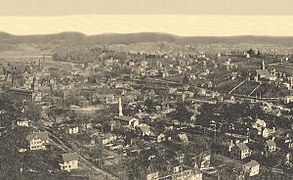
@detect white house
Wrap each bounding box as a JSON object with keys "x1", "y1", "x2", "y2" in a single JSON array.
[
  {"x1": 243, "y1": 160, "x2": 260, "y2": 176},
  {"x1": 138, "y1": 124, "x2": 153, "y2": 136},
  {"x1": 17, "y1": 120, "x2": 29, "y2": 127},
  {"x1": 26, "y1": 131, "x2": 49, "y2": 150},
  {"x1": 66, "y1": 126, "x2": 79, "y2": 134},
  {"x1": 59, "y1": 153, "x2": 78, "y2": 172}
]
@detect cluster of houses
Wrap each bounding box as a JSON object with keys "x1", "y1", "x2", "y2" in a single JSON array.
[
  {"x1": 14, "y1": 117, "x2": 80, "y2": 173},
  {"x1": 24, "y1": 130, "x2": 79, "y2": 172}
]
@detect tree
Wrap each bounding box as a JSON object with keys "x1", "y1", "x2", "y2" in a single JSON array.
[
  {"x1": 145, "y1": 98, "x2": 156, "y2": 113},
  {"x1": 25, "y1": 102, "x2": 42, "y2": 122},
  {"x1": 182, "y1": 74, "x2": 189, "y2": 84},
  {"x1": 169, "y1": 102, "x2": 193, "y2": 125}
]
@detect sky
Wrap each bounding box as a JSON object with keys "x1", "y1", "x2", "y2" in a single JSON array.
[{"x1": 0, "y1": 0, "x2": 292, "y2": 36}]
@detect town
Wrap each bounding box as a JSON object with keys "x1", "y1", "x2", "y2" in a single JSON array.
[{"x1": 1, "y1": 37, "x2": 293, "y2": 180}]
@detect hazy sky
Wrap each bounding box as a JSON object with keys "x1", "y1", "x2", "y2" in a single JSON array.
[
  {"x1": 0, "y1": 0, "x2": 292, "y2": 15},
  {"x1": 0, "y1": 0, "x2": 292, "y2": 36}
]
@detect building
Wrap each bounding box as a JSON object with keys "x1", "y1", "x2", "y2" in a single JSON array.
[
  {"x1": 96, "y1": 94, "x2": 118, "y2": 104},
  {"x1": 138, "y1": 124, "x2": 153, "y2": 136},
  {"x1": 6, "y1": 88, "x2": 34, "y2": 102},
  {"x1": 59, "y1": 153, "x2": 78, "y2": 172},
  {"x1": 231, "y1": 143, "x2": 251, "y2": 160},
  {"x1": 114, "y1": 97, "x2": 139, "y2": 129},
  {"x1": 172, "y1": 168, "x2": 202, "y2": 180},
  {"x1": 66, "y1": 126, "x2": 79, "y2": 134},
  {"x1": 252, "y1": 119, "x2": 267, "y2": 135},
  {"x1": 146, "y1": 171, "x2": 159, "y2": 180},
  {"x1": 265, "y1": 140, "x2": 277, "y2": 153},
  {"x1": 262, "y1": 128, "x2": 270, "y2": 138},
  {"x1": 276, "y1": 133, "x2": 293, "y2": 150},
  {"x1": 17, "y1": 120, "x2": 29, "y2": 127},
  {"x1": 243, "y1": 160, "x2": 260, "y2": 176},
  {"x1": 178, "y1": 133, "x2": 189, "y2": 144},
  {"x1": 284, "y1": 96, "x2": 293, "y2": 104},
  {"x1": 94, "y1": 133, "x2": 117, "y2": 145},
  {"x1": 6, "y1": 87, "x2": 42, "y2": 102},
  {"x1": 26, "y1": 131, "x2": 49, "y2": 150},
  {"x1": 255, "y1": 60, "x2": 277, "y2": 81},
  {"x1": 114, "y1": 116, "x2": 139, "y2": 129}
]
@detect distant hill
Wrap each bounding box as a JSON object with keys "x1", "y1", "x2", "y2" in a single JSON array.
[
  {"x1": 0, "y1": 32, "x2": 293, "y2": 57},
  {"x1": 1, "y1": 32, "x2": 293, "y2": 46}
]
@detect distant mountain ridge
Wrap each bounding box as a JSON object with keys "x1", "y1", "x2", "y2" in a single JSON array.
[{"x1": 1, "y1": 32, "x2": 293, "y2": 46}]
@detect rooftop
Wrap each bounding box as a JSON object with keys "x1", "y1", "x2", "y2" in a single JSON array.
[
  {"x1": 266, "y1": 140, "x2": 276, "y2": 146},
  {"x1": 256, "y1": 69, "x2": 270, "y2": 76},
  {"x1": 236, "y1": 143, "x2": 249, "y2": 151},
  {"x1": 26, "y1": 131, "x2": 49, "y2": 142},
  {"x1": 62, "y1": 153, "x2": 78, "y2": 162},
  {"x1": 114, "y1": 115, "x2": 138, "y2": 122},
  {"x1": 243, "y1": 160, "x2": 260, "y2": 168}
]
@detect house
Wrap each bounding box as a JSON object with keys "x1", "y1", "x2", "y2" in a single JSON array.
[
  {"x1": 265, "y1": 140, "x2": 277, "y2": 153},
  {"x1": 220, "y1": 140, "x2": 235, "y2": 156},
  {"x1": 93, "y1": 133, "x2": 117, "y2": 145},
  {"x1": 276, "y1": 133, "x2": 293, "y2": 150},
  {"x1": 252, "y1": 119, "x2": 267, "y2": 135},
  {"x1": 198, "y1": 153, "x2": 211, "y2": 170},
  {"x1": 146, "y1": 171, "x2": 159, "y2": 180},
  {"x1": 284, "y1": 96, "x2": 293, "y2": 104},
  {"x1": 253, "y1": 119, "x2": 267, "y2": 128},
  {"x1": 138, "y1": 124, "x2": 153, "y2": 136},
  {"x1": 262, "y1": 128, "x2": 270, "y2": 138},
  {"x1": 96, "y1": 94, "x2": 118, "y2": 104},
  {"x1": 26, "y1": 131, "x2": 49, "y2": 150},
  {"x1": 59, "y1": 153, "x2": 78, "y2": 172},
  {"x1": 17, "y1": 120, "x2": 29, "y2": 127},
  {"x1": 66, "y1": 126, "x2": 79, "y2": 134},
  {"x1": 243, "y1": 160, "x2": 260, "y2": 176},
  {"x1": 172, "y1": 168, "x2": 203, "y2": 180},
  {"x1": 114, "y1": 116, "x2": 139, "y2": 129},
  {"x1": 178, "y1": 133, "x2": 189, "y2": 144},
  {"x1": 231, "y1": 143, "x2": 251, "y2": 160},
  {"x1": 157, "y1": 133, "x2": 166, "y2": 143}
]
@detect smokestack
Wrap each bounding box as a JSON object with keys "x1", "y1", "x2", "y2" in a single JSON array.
[{"x1": 118, "y1": 97, "x2": 123, "y2": 117}]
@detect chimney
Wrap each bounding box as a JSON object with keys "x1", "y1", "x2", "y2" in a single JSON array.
[{"x1": 118, "y1": 97, "x2": 123, "y2": 117}]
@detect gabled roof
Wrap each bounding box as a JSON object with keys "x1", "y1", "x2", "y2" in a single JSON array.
[
  {"x1": 236, "y1": 143, "x2": 249, "y2": 151},
  {"x1": 178, "y1": 133, "x2": 188, "y2": 142},
  {"x1": 266, "y1": 140, "x2": 276, "y2": 146},
  {"x1": 114, "y1": 115, "x2": 138, "y2": 122},
  {"x1": 256, "y1": 69, "x2": 269, "y2": 76},
  {"x1": 139, "y1": 124, "x2": 151, "y2": 133},
  {"x1": 26, "y1": 131, "x2": 49, "y2": 142},
  {"x1": 62, "y1": 153, "x2": 78, "y2": 162},
  {"x1": 244, "y1": 160, "x2": 259, "y2": 168}
]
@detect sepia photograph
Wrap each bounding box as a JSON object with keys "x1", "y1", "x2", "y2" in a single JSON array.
[{"x1": 1, "y1": 0, "x2": 293, "y2": 179}]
